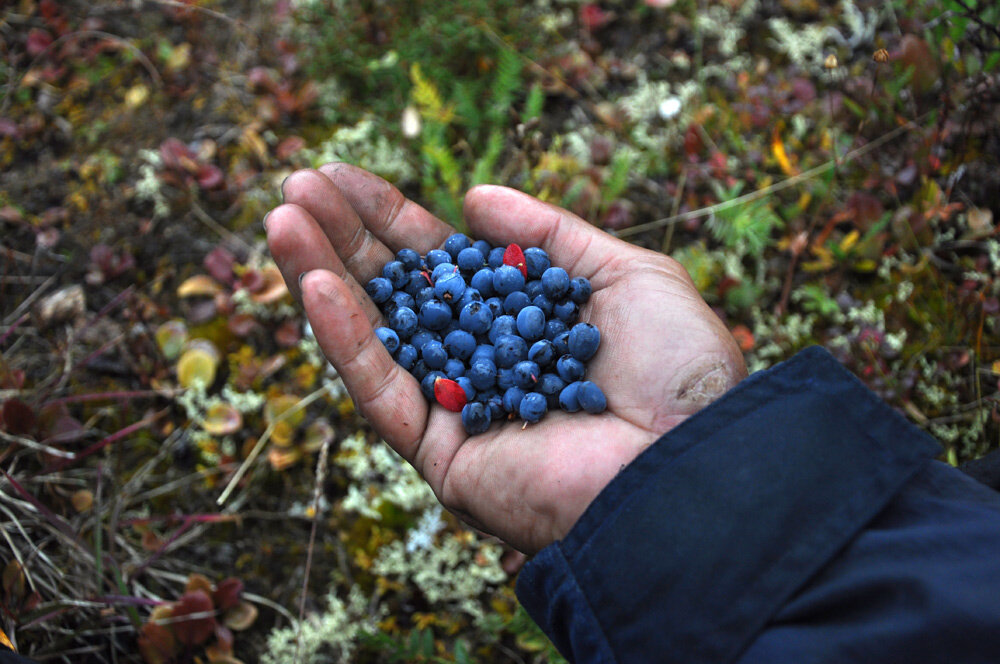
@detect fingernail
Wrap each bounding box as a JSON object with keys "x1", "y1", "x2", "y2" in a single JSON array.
[
  {"x1": 262, "y1": 211, "x2": 271, "y2": 233},
  {"x1": 280, "y1": 174, "x2": 290, "y2": 202},
  {"x1": 298, "y1": 271, "x2": 309, "y2": 288}
]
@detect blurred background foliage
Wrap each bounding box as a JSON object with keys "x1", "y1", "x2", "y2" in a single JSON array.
[{"x1": 1, "y1": 0, "x2": 998, "y2": 661}]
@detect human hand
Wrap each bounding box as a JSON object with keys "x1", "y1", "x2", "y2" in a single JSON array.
[{"x1": 265, "y1": 164, "x2": 747, "y2": 554}]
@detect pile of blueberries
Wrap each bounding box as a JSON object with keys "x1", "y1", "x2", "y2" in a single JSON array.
[{"x1": 370, "y1": 233, "x2": 606, "y2": 435}]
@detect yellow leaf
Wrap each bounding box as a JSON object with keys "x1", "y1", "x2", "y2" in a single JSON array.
[
  {"x1": 991, "y1": 360, "x2": 1000, "y2": 375},
  {"x1": 840, "y1": 229, "x2": 860, "y2": 252},
  {"x1": 177, "y1": 275, "x2": 222, "y2": 298},
  {"x1": 771, "y1": 129, "x2": 799, "y2": 177},
  {"x1": 166, "y1": 42, "x2": 191, "y2": 72},
  {"x1": 125, "y1": 84, "x2": 150, "y2": 109},
  {"x1": 409, "y1": 63, "x2": 454, "y2": 124}
]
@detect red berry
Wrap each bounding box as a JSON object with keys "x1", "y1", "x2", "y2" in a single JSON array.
[
  {"x1": 433, "y1": 377, "x2": 467, "y2": 412},
  {"x1": 503, "y1": 243, "x2": 527, "y2": 278}
]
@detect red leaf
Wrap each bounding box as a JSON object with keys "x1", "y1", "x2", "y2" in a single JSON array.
[
  {"x1": 503, "y1": 244, "x2": 527, "y2": 278},
  {"x1": 203, "y1": 247, "x2": 236, "y2": 285},
  {"x1": 434, "y1": 378, "x2": 467, "y2": 412},
  {"x1": 171, "y1": 590, "x2": 216, "y2": 646},
  {"x1": 2, "y1": 399, "x2": 36, "y2": 436},
  {"x1": 159, "y1": 138, "x2": 194, "y2": 172},
  {"x1": 212, "y1": 577, "x2": 243, "y2": 611},
  {"x1": 580, "y1": 4, "x2": 612, "y2": 32},
  {"x1": 196, "y1": 164, "x2": 225, "y2": 190},
  {"x1": 26, "y1": 29, "x2": 53, "y2": 57}
]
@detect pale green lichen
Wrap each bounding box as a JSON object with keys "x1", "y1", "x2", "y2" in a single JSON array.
[
  {"x1": 134, "y1": 149, "x2": 170, "y2": 219},
  {"x1": 335, "y1": 432, "x2": 438, "y2": 518},
  {"x1": 304, "y1": 117, "x2": 416, "y2": 183}
]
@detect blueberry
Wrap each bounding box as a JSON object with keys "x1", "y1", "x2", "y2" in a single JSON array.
[
  {"x1": 425, "y1": 249, "x2": 451, "y2": 269},
  {"x1": 503, "y1": 290, "x2": 531, "y2": 315},
  {"x1": 531, "y1": 294, "x2": 554, "y2": 318},
  {"x1": 524, "y1": 247, "x2": 551, "y2": 279},
  {"x1": 568, "y1": 323, "x2": 601, "y2": 361},
  {"x1": 488, "y1": 315, "x2": 517, "y2": 344},
  {"x1": 396, "y1": 247, "x2": 422, "y2": 271},
  {"x1": 502, "y1": 387, "x2": 526, "y2": 413},
  {"x1": 389, "y1": 290, "x2": 416, "y2": 313},
  {"x1": 410, "y1": 329, "x2": 440, "y2": 352},
  {"x1": 396, "y1": 343, "x2": 418, "y2": 371},
  {"x1": 419, "y1": 299, "x2": 452, "y2": 331},
  {"x1": 471, "y1": 268, "x2": 495, "y2": 297},
  {"x1": 455, "y1": 376, "x2": 476, "y2": 401},
  {"x1": 411, "y1": 359, "x2": 429, "y2": 382},
  {"x1": 421, "y1": 340, "x2": 448, "y2": 369},
  {"x1": 468, "y1": 344, "x2": 491, "y2": 364},
  {"x1": 454, "y1": 287, "x2": 483, "y2": 314},
  {"x1": 431, "y1": 261, "x2": 458, "y2": 282},
  {"x1": 519, "y1": 392, "x2": 547, "y2": 423},
  {"x1": 497, "y1": 367, "x2": 516, "y2": 391},
  {"x1": 528, "y1": 339, "x2": 557, "y2": 368},
  {"x1": 444, "y1": 233, "x2": 472, "y2": 261},
  {"x1": 541, "y1": 267, "x2": 570, "y2": 300},
  {"x1": 381, "y1": 261, "x2": 408, "y2": 289},
  {"x1": 494, "y1": 334, "x2": 528, "y2": 368},
  {"x1": 420, "y1": 370, "x2": 447, "y2": 400},
  {"x1": 457, "y1": 247, "x2": 486, "y2": 272},
  {"x1": 525, "y1": 279, "x2": 544, "y2": 299},
  {"x1": 556, "y1": 354, "x2": 586, "y2": 383},
  {"x1": 485, "y1": 296, "x2": 504, "y2": 318},
  {"x1": 577, "y1": 381, "x2": 607, "y2": 413},
  {"x1": 444, "y1": 358, "x2": 466, "y2": 380},
  {"x1": 388, "y1": 307, "x2": 418, "y2": 339},
  {"x1": 516, "y1": 305, "x2": 546, "y2": 341},
  {"x1": 536, "y1": 373, "x2": 566, "y2": 402},
  {"x1": 512, "y1": 360, "x2": 540, "y2": 389},
  {"x1": 461, "y1": 401, "x2": 491, "y2": 435},
  {"x1": 552, "y1": 330, "x2": 570, "y2": 356},
  {"x1": 460, "y1": 301, "x2": 493, "y2": 335},
  {"x1": 375, "y1": 326, "x2": 400, "y2": 355},
  {"x1": 559, "y1": 381, "x2": 582, "y2": 412},
  {"x1": 434, "y1": 271, "x2": 466, "y2": 303},
  {"x1": 467, "y1": 358, "x2": 498, "y2": 391},
  {"x1": 365, "y1": 277, "x2": 393, "y2": 304},
  {"x1": 444, "y1": 329, "x2": 477, "y2": 361},
  {"x1": 404, "y1": 269, "x2": 430, "y2": 296},
  {"x1": 545, "y1": 319, "x2": 568, "y2": 341},
  {"x1": 414, "y1": 285, "x2": 436, "y2": 308},
  {"x1": 493, "y1": 265, "x2": 526, "y2": 296},
  {"x1": 568, "y1": 277, "x2": 592, "y2": 305},
  {"x1": 473, "y1": 239, "x2": 493, "y2": 257},
  {"x1": 486, "y1": 393, "x2": 505, "y2": 421},
  {"x1": 553, "y1": 299, "x2": 579, "y2": 325},
  {"x1": 487, "y1": 246, "x2": 506, "y2": 268}
]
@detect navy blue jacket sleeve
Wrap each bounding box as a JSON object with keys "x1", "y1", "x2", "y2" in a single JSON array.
[{"x1": 515, "y1": 346, "x2": 1000, "y2": 663}]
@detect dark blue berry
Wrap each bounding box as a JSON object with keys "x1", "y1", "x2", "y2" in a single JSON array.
[
  {"x1": 553, "y1": 299, "x2": 579, "y2": 324},
  {"x1": 411, "y1": 359, "x2": 429, "y2": 382},
  {"x1": 492, "y1": 265, "x2": 525, "y2": 296},
  {"x1": 470, "y1": 268, "x2": 495, "y2": 297},
  {"x1": 443, "y1": 329, "x2": 477, "y2": 361},
  {"x1": 382, "y1": 261, "x2": 408, "y2": 289},
  {"x1": 410, "y1": 329, "x2": 440, "y2": 352},
  {"x1": 568, "y1": 323, "x2": 601, "y2": 361},
  {"x1": 487, "y1": 246, "x2": 506, "y2": 268},
  {"x1": 396, "y1": 248, "x2": 422, "y2": 271},
  {"x1": 503, "y1": 387, "x2": 526, "y2": 413},
  {"x1": 536, "y1": 373, "x2": 566, "y2": 401},
  {"x1": 425, "y1": 249, "x2": 451, "y2": 269},
  {"x1": 559, "y1": 381, "x2": 582, "y2": 412},
  {"x1": 433, "y1": 272, "x2": 466, "y2": 302},
  {"x1": 471, "y1": 344, "x2": 496, "y2": 365},
  {"x1": 524, "y1": 247, "x2": 551, "y2": 279},
  {"x1": 404, "y1": 270, "x2": 430, "y2": 296},
  {"x1": 444, "y1": 358, "x2": 465, "y2": 380},
  {"x1": 488, "y1": 315, "x2": 517, "y2": 344},
  {"x1": 421, "y1": 339, "x2": 448, "y2": 369},
  {"x1": 484, "y1": 297, "x2": 504, "y2": 318},
  {"x1": 568, "y1": 277, "x2": 592, "y2": 304},
  {"x1": 396, "y1": 343, "x2": 418, "y2": 371},
  {"x1": 503, "y1": 290, "x2": 531, "y2": 315},
  {"x1": 388, "y1": 307, "x2": 418, "y2": 339},
  {"x1": 577, "y1": 381, "x2": 607, "y2": 413},
  {"x1": 431, "y1": 261, "x2": 458, "y2": 282},
  {"x1": 494, "y1": 334, "x2": 528, "y2": 368},
  {"x1": 512, "y1": 360, "x2": 540, "y2": 389},
  {"x1": 525, "y1": 279, "x2": 544, "y2": 299},
  {"x1": 454, "y1": 288, "x2": 483, "y2": 314},
  {"x1": 459, "y1": 301, "x2": 493, "y2": 335},
  {"x1": 457, "y1": 247, "x2": 486, "y2": 272},
  {"x1": 541, "y1": 267, "x2": 570, "y2": 300},
  {"x1": 414, "y1": 285, "x2": 436, "y2": 308},
  {"x1": 461, "y1": 401, "x2": 491, "y2": 435},
  {"x1": 444, "y1": 233, "x2": 472, "y2": 261},
  {"x1": 375, "y1": 326, "x2": 400, "y2": 355},
  {"x1": 455, "y1": 376, "x2": 476, "y2": 401},
  {"x1": 419, "y1": 299, "x2": 452, "y2": 331},
  {"x1": 556, "y1": 354, "x2": 586, "y2": 382},
  {"x1": 473, "y1": 239, "x2": 493, "y2": 257},
  {"x1": 366, "y1": 277, "x2": 393, "y2": 304},
  {"x1": 528, "y1": 339, "x2": 557, "y2": 368},
  {"x1": 486, "y1": 393, "x2": 505, "y2": 421},
  {"x1": 389, "y1": 290, "x2": 416, "y2": 313},
  {"x1": 420, "y1": 370, "x2": 447, "y2": 400},
  {"x1": 497, "y1": 367, "x2": 516, "y2": 391},
  {"x1": 467, "y1": 358, "x2": 497, "y2": 391},
  {"x1": 545, "y1": 319, "x2": 568, "y2": 341},
  {"x1": 552, "y1": 330, "x2": 570, "y2": 356},
  {"x1": 531, "y1": 294, "x2": 554, "y2": 318},
  {"x1": 519, "y1": 392, "x2": 547, "y2": 423},
  {"x1": 516, "y1": 305, "x2": 546, "y2": 341}
]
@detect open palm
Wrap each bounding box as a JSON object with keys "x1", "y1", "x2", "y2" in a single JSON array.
[{"x1": 266, "y1": 164, "x2": 746, "y2": 553}]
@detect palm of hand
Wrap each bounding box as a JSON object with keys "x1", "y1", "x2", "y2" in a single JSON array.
[{"x1": 267, "y1": 164, "x2": 745, "y2": 554}]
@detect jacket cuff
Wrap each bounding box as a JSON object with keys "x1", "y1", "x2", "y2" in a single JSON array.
[{"x1": 516, "y1": 346, "x2": 941, "y2": 663}]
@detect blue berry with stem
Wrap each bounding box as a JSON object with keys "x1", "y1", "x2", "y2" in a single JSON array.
[
  {"x1": 434, "y1": 271, "x2": 466, "y2": 303},
  {"x1": 512, "y1": 360, "x2": 540, "y2": 389},
  {"x1": 502, "y1": 386, "x2": 526, "y2": 414},
  {"x1": 519, "y1": 392, "x2": 547, "y2": 423},
  {"x1": 528, "y1": 339, "x2": 557, "y2": 368},
  {"x1": 492, "y1": 265, "x2": 525, "y2": 296},
  {"x1": 556, "y1": 354, "x2": 586, "y2": 382},
  {"x1": 365, "y1": 277, "x2": 393, "y2": 304}
]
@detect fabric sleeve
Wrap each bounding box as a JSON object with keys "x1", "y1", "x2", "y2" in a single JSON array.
[{"x1": 515, "y1": 346, "x2": 1000, "y2": 663}]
